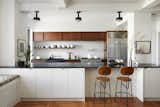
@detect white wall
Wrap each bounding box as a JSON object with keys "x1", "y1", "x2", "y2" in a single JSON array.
[
  {"x1": 118, "y1": 12, "x2": 157, "y2": 65},
  {"x1": 15, "y1": 1, "x2": 29, "y2": 63},
  {"x1": 154, "y1": 15, "x2": 160, "y2": 64},
  {"x1": 0, "y1": 0, "x2": 1, "y2": 36},
  {"x1": 134, "y1": 12, "x2": 156, "y2": 64},
  {"x1": 0, "y1": 0, "x2": 16, "y2": 66},
  {"x1": 126, "y1": 13, "x2": 135, "y2": 65}
]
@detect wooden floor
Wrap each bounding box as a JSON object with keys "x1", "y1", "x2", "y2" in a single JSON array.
[{"x1": 15, "y1": 98, "x2": 160, "y2": 107}]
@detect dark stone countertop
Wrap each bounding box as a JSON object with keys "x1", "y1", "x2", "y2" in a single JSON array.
[
  {"x1": 135, "y1": 63, "x2": 160, "y2": 68},
  {"x1": 0, "y1": 63, "x2": 160, "y2": 68},
  {"x1": 31, "y1": 62, "x2": 105, "y2": 68}
]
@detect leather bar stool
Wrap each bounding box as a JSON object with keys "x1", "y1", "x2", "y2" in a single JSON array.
[
  {"x1": 115, "y1": 67, "x2": 134, "y2": 103},
  {"x1": 93, "y1": 66, "x2": 112, "y2": 102}
]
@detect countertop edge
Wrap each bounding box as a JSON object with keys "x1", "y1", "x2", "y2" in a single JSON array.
[{"x1": 0, "y1": 75, "x2": 20, "y2": 87}]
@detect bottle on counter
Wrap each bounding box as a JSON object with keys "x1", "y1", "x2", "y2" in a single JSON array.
[{"x1": 68, "y1": 52, "x2": 72, "y2": 60}]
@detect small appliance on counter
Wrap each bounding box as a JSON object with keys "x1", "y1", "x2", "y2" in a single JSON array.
[{"x1": 47, "y1": 55, "x2": 65, "y2": 62}]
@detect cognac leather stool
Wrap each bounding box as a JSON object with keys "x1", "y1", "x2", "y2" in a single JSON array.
[
  {"x1": 115, "y1": 67, "x2": 134, "y2": 103},
  {"x1": 93, "y1": 66, "x2": 112, "y2": 102}
]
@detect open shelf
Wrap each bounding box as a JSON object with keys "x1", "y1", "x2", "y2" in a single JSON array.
[{"x1": 34, "y1": 47, "x2": 76, "y2": 49}]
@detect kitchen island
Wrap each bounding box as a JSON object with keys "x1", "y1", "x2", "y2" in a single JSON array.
[{"x1": 0, "y1": 63, "x2": 160, "y2": 102}]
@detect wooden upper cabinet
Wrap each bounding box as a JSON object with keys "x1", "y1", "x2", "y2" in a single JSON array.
[
  {"x1": 82, "y1": 32, "x2": 106, "y2": 41},
  {"x1": 33, "y1": 32, "x2": 106, "y2": 41},
  {"x1": 44, "y1": 32, "x2": 62, "y2": 41},
  {"x1": 33, "y1": 32, "x2": 44, "y2": 41},
  {"x1": 97, "y1": 32, "x2": 106, "y2": 41},
  {"x1": 62, "y1": 32, "x2": 82, "y2": 41}
]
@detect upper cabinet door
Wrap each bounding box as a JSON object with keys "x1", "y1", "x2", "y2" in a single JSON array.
[
  {"x1": 33, "y1": 32, "x2": 44, "y2": 41},
  {"x1": 44, "y1": 32, "x2": 62, "y2": 41},
  {"x1": 99, "y1": 32, "x2": 106, "y2": 41},
  {"x1": 82, "y1": 32, "x2": 106, "y2": 41},
  {"x1": 62, "y1": 32, "x2": 82, "y2": 41}
]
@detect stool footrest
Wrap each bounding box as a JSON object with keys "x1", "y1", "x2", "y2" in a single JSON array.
[
  {"x1": 94, "y1": 92, "x2": 111, "y2": 96},
  {"x1": 115, "y1": 91, "x2": 132, "y2": 96}
]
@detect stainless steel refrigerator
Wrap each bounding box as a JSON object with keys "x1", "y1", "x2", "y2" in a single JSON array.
[{"x1": 106, "y1": 31, "x2": 127, "y2": 66}]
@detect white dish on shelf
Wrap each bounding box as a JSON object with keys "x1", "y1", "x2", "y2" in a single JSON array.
[
  {"x1": 57, "y1": 45, "x2": 61, "y2": 48},
  {"x1": 61, "y1": 45, "x2": 65, "y2": 48},
  {"x1": 35, "y1": 56, "x2": 41, "y2": 59}
]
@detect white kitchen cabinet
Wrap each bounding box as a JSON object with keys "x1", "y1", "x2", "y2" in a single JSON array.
[
  {"x1": 36, "y1": 69, "x2": 53, "y2": 98},
  {"x1": 135, "y1": 68, "x2": 144, "y2": 102},
  {"x1": 67, "y1": 68, "x2": 85, "y2": 98},
  {"x1": 144, "y1": 68, "x2": 160, "y2": 98},
  {"x1": 20, "y1": 69, "x2": 36, "y2": 98},
  {"x1": 52, "y1": 69, "x2": 68, "y2": 98},
  {"x1": 35, "y1": 69, "x2": 68, "y2": 98}
]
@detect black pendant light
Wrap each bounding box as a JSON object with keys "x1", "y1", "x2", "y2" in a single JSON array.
[
  {"x1": 75, "y1": 11, "x2": 82, "y2": 22},
  {"x1": 116, "y1": 11, "x2": 123, "y2": 22},
  {"x1": 33, "y1": 11, "x2": 40, "y2": 21}
]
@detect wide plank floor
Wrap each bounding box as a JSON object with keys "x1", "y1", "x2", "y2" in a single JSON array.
[{"x1": 15, "y1": 98, "x2": 160, "y2": 107}]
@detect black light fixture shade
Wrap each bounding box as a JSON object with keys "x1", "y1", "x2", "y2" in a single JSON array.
[
  {"x1": 33, "y1": 11, "x2": 40, "y2": 21},
  {"x1": 116, "y1": 11, "x2": 123, "y2": 22},
  {"x1": 75, "y1": 11, "x2": 82, "y2": 22}
]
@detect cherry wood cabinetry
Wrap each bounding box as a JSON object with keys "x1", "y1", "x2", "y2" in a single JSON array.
[
  {"x1": 82, "y1": 32, "x2": 106, "y2": 41},
  {"x1": 33, "y1": 32, "x2": 106, "y2": 41},
  {"x1": 44, "y1": 32, "x2": 62, "y2": 41},
  {"x1": 33, "y1": 32, "x2": 44, "y2": 41},
  {"x1": 62, "y1": 32, "x2": 82, "y2": 41}
]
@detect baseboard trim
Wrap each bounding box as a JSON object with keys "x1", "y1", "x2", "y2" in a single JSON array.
[
  {"x1": 144, "y1": 98, "x2": 160, "y2": 101},
  {"x1": 21, "y1": 98, "x2": 85, "y2": 102},
  {"x1": 21, "y1": 97, "x2": 142, "y2": 102}
]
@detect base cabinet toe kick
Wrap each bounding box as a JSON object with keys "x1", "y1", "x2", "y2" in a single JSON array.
[{"x1": 0, "y1": 68, "x2": 160, "y2": 102}]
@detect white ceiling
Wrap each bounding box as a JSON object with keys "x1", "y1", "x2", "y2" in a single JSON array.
[
  {"x1": 18, "y1": 0, "x2": 56, "y2": 3},
  {"x1": 17, "y1": 0, "x2": 160, "y2": 13},
  {"x1": 150, "y1": 3, "x2": 160, "y2": 14},
  {"x1": 72, "y1": 0, "x2": 140, "y2": 3},
  {"x1": 19, "y1": 0, "x2": 140, "y2": 3}
]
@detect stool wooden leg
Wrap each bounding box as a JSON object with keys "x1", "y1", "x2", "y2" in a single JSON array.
[
  {"x1": 126, "y1": 81, "x2": 129, "y2": 107},
  {"x1": 100, "y1": 81, "x2": 102, "y2": 98},
  {"x1": 120, "y1": 81, "x2": 122, "y2": 98},
  {"x1": 104, "y1": 81, "x2": 106, "y2": 106},
  {"x1": 130, "y1": 81, "x2": 134, "y2": 102},
  {"x1": 93, "y1": 80, "x2": 97, "y2": 103},
  {"x1": 109, "y1": 81, "x2": 112, "y2": 102},
  {"x1": 115, "y1": 79, "x2": 118, "y2": 102}
]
